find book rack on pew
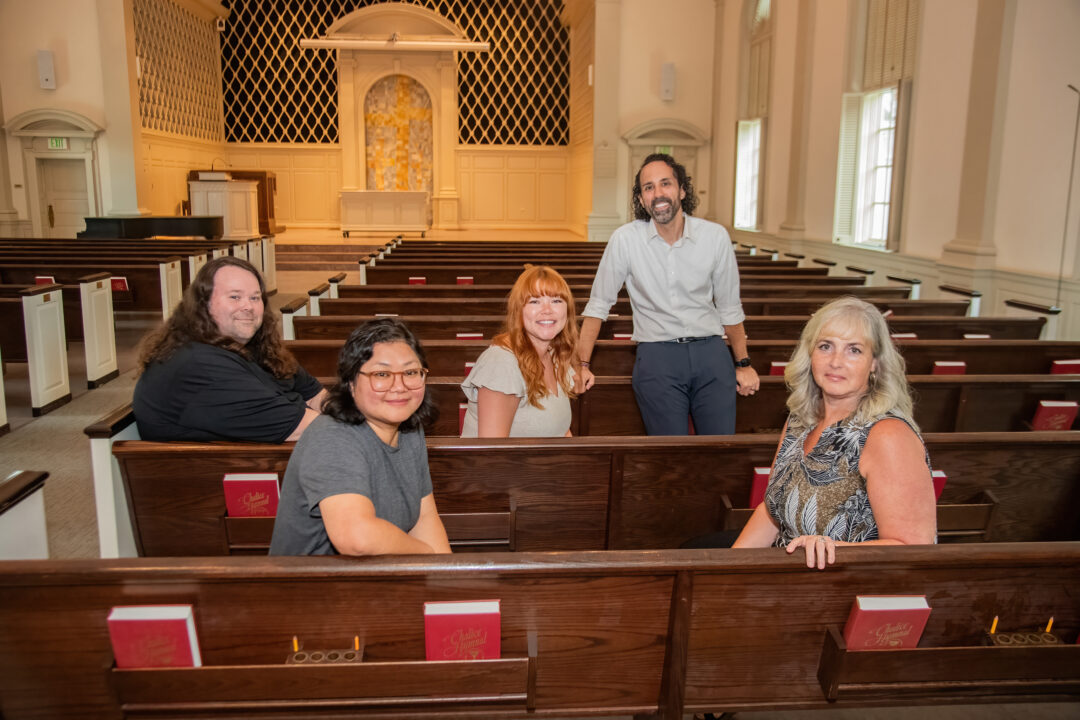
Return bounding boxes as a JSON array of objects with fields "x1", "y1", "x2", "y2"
[
  {"x1": 111, "y1": 649, "x2": 537, "y2": 716},
  {"x1": 1, "y1": 545, "x2": 1078, "y2": 718},
  {"x1": 817, "y1": 625, "x2": 1080, "y2": 703}
]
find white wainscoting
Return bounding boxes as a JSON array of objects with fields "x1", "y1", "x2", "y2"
[
  {"x1": 456, "y1": 147, "x2": 572, "y2": 229},
  {"x1": 142, "y1": 131, "x2": 224, "y2": 216},
  {"x1": 226, "y1": 144, "x2": 343, "y2": 228}
]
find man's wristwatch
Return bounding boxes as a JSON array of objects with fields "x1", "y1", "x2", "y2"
[{"x1": 734, "y1": 357, "x2": 752, "y2": 368}]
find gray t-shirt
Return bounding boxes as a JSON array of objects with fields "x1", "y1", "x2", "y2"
[{"x1": 269, "y1": 414, "x2": 433, "y2": 556}]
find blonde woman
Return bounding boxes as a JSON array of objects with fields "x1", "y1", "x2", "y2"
[
  {"x1": 460, "y1": 265, "x2": 588, "y2": 437},
  {"x1": 734, "y1": 296, "x2": 936, "y2": 568}
]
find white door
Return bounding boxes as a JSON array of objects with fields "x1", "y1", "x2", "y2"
[{"x1": 38, "y1": 158, "x2": 89, "y2": 238}]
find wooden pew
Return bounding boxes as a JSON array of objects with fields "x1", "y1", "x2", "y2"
[
  {"x1": 419, "y1": 374, "x2": 1080, "y2": 436},
  {"x1": 363, "y1": 265, "x2": 870, "y2": 285},
  {"x1": 0, "y1": 258, "x2": 183, "y2": 318},
  {"x1": 0, "y1": 471, "x2": 49, "y2": 559},
  {"x1": 0, "y1": 274, "x2": 119, "y2": 389},
  {"x1": 0, "y1": 284, "x2": 71, "y2": 414},
  {"x1": 285, "y1": 338, "x2": 1080, "y2": 377},
  {"x1": 292, "y1": 314, "x2": 1046, "y2": 341},
  {"x1": 1, "y1": 546, "x2": 1077, "y2": 718},
  {"x1": 101, "y1": 427, "x2": 1080, "y2": 557},
  {"x1": 330, "y1": 283, "x2": 962, "y2": 315}
]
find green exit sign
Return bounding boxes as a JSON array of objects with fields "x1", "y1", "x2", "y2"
[
  {"x1": 47, "y1": 137, "x2": 67, "y2": 150},
  {"x1": 655, "y1": 145, "x2": 673, "y2": 155}
]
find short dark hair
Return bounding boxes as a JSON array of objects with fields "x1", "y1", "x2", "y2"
[
  {"x1": 137, "y1": 255, "x2": 297, "y2": 378},
  {"x1": 322, "y1": 318, "x2": 437, "y2": 432},
  {"x1": 631, "y1": 153, "x2": 699, "y2": 220}
]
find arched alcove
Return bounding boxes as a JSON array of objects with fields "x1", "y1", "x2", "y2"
[
  {"x1": 364, "y1": 74, "x2": 434, "y2": 197},
  {"x1": 301, "y1": 2, "x2": 489, "y2": 231}
]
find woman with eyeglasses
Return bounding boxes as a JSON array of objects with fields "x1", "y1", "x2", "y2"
[
  {"x1": 270, "y1": 318, "x2": 451, "y2": 556},
  {"x1": 460, "y1": 265, "x2": 589, "y2": 437}
]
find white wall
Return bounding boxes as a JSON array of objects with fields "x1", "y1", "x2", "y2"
[
  {"x1": 0, "y1": 0, "x2": 108, "y2": 219},
  {"x1": 900, "y1": 0, "x2": 977, "y2": 261},
  {"x1": 991, "y1": 0, "x2": 1080, "y2": 277},
  {"x1": 226, "y1": 144, "x2": 342, "y2": 228}
]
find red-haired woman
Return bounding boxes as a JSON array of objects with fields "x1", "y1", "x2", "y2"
[{"x1": 460, "y1": 265, "x2": 591, "y2": 437}]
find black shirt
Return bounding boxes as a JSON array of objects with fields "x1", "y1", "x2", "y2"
[{"x1": 133, "y1": 342, "x2": 323, "y2": 443}]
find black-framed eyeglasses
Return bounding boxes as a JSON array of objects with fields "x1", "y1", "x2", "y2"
[{"x1": 356, "y1": 368, "x2": 429, "y2": 391}]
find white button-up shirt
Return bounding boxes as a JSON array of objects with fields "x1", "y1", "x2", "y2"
[{"x1": 582, "y1": 216, "x2": 746, "y2": 342}]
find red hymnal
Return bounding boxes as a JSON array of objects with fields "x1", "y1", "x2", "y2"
[
  {"x1": 34, "y1": 275, "x2": 55, "y2": 285},
  {"x1": 842, "y1": 595, "x2": 931, "y2": 650},
  {"x1": 408, "y1": 276, "x2": 426, "y2": 285},
  {"x1": 424, "y1": 600, "x2": 501, "y2": 661},
  {"x1": 1051, "y1": 359, "x2": 1080, "y2": 375},
  {"x1": 456, "y1": 276, "x2": 474, "y2": 285},
  {"x1": 1030, "y1": 400, "x2": 1079, "y2": 431},
  {"x1": 890, "y1": 332, "x2": 917, "y2": 340},
  {"x1": 111, "y1": 276, "x2": 130, "y2": 291},
  {"x1": 769, "y1": 361, "x2": 788, "y2": 376},
  {"x1": 222, "y1": 473, "x2": 279, "y2": 517},
  {"x1": 750, "y1": 467, "x2": 771, "y2": 507},
  {"x1": 464, "y1": 361, "x2": 475, "y2": 377},
  {"x1": 614, "y1": 333, "x2": 632, "y2": 340},
  {"x1": 107, "y1": 605, "x2": 202, "y2": 668},
  {"x1": 932, "y1": 361, "x2": 966, "y2": 375},
  {"x1": 459, "y1": 403, "x2": 467, "y2": 434},
  {"x1": 456, "y1": 333, "x2": 483, "y2": 340},
  {"x1": 963, "y1": 333, "x2": 991, "y2": 339},
  {"x1": 931, "y1": 470, "x2": 947, "y2": 500},
  {"x1": 881, "y1": 309, "x2": 894, "y2": 318}
]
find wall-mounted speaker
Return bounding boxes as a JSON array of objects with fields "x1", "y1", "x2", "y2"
[
  {"x1": 37, "y1": 50, "x2": 56, "y2": 90},
  {"x1": 660, "y1": 62, "x2": 676, "y2": 102}
]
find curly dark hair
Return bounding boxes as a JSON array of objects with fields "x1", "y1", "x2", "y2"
[
  {"x1": 322, "y1": 318, "x2": 437, "y2": 432},
  {"x1": 137, "y1": 256, "x2": 298, "y2": 378},
  {"x1": 631, "y1": 153, "x2": 699, "y2": 220}
]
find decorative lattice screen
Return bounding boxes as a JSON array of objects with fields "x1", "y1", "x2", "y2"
[
  {"x1": 220, "y1": 0, "x2": 569, "y2": 146},
  {"x1": 133, "y1": 0, "x2": 224, "y2": 141}
]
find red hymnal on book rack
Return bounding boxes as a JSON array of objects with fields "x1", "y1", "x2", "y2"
[
  {"x1": 842, "y1": 595, "x2": 931, "y2": 650},
  {"x1": 111, "y1": 277, "x2": 129, "y2": 292},
  {"x1": 222, "y1": 473, "x2": 279, "y2": 517},
  {"x1": 932, "y1": 361, "x2": 966, "y2": 375},
  {"x1": 424, "y1": 600, "x2": 501, "y2": 661},
  {"x1": 931, "y1": 470, "x2": 947, "y2": 500},
  {"x1": 456, "y1": 276, "x2": 474, "y2": 285},
  {"x1": 1051, "y1": 359, "x2": 1080, "y2": 374},
  {"x1": 749, "y1": 467, "x2": 771, "y2": 507},
  {"x1": 1030, "y1": 400, "x2": 1078, "y2": 431},
  {"x1": 769, "y1": 361, "x2": 788, "y2": 376},
  {"x1": 464, "y1": 361, "x2": 475, "y2": 378},
  {"x1": 408, "y1": 276, "x2": 426, "y2": 285},
  {"x1": 34, "y1": 275, "x2": 55, "y2": 285},
  {"x1": 107, "y1": 605, "x2": 202, "y2": 668},
  {"x1": 456, "y1": 333, "x2": 483, "y2": 340},
  {"x1": 890, "y1": 332, "x2": 917, "y2": 340}
]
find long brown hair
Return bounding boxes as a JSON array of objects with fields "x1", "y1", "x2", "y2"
[
  {"x1": 492, "y1": 265, "x2": 579, "y2": 407},
  {"x1": 137, "y1": 256, "x2": 298, "y2": 378}
]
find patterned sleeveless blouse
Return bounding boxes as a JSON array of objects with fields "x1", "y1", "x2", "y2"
[{"x1": 764, "y1": 412, "x2": 931, "y2": 547}]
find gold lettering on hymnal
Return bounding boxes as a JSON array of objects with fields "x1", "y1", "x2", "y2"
[
  {"x1": 443, "y1": 627, "x2": 488, "y2": 659},
  {"x1": 1045, "y1": 413, "x2": 1069, "y2": 430},
  {"x1": 872, "y1": 621, "x2": 913, "y2": 647},
  {"x1": 138, "y1": 635, "x2": 178, "y2": 665},
  {"x1": 241, "y1": 491, "x2": 271, "y2": 515}
]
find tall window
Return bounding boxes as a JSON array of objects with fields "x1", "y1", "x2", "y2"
[
  {"x1": 733, "y1": 0, "x2": 771, "y2": 231},
  {"x1": 833, "y1": 0, "x2": 918, "y2": 250}
]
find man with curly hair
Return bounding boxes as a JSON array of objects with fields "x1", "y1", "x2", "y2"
[
  {"x1": 577, "y1": 153, "x2": 759, "y2": 435},
  {"x1": 133, "y1": 256, "x2": 326, "y2": 442}
]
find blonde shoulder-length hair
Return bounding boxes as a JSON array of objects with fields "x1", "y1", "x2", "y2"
[
  {"x1": 492, "y1": 265, "x2": 580, "y2": 408},
  {"x1": 784, "y1": 296, "x2": 916, "y2": 431}
]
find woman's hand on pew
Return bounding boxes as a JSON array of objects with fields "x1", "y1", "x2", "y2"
[
  {"x1": 786, "y1": 534, "x2": 839, "y2": 570},
  {"x1": 575, "y1": 366, "x2": 595, "y2": 393}
]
